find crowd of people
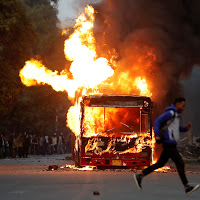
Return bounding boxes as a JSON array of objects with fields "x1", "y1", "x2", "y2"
[{"x1": 0, "y1": 133, "x2": 71, "y2": 159}]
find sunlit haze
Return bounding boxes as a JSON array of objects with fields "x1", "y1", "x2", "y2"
[{"x1": 57, "y1": 0, "x2": 101, "y2": 21}]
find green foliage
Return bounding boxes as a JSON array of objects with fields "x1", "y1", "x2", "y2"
[
  {"x1": 0, "y1": 0, "x2": 36, "y2": 118},
  {"x1": 0, "y1": 65, "x2": 22, "y2": 117},
  {"x1": 0, "y1": 85, "x2": 72, "y2": 135},
  {"x1": 0, "y1": 0, "x2": 72, "y2": 135},
  {"x1": 22, "y1": 0, "x2": 67, "y2": 67},
  {"x1": 0, "y1": 0, "x2": 36, "y2": 66},
  {"x1": 21, "y1": 0, "x2": 68, "y2": 70},
  {"x1": 26, "y1": 3, "x2": 58, "y2": 54}
]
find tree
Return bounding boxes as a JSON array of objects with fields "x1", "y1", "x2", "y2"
[
  {"x1": 0, "y1": 0, "x2": 72, "y2": 135},
  {"x1": 0, "y1": 0, "x2": 74, "y2": 135},
  {"x1": 0, "y1": 85, "x2": 72, "y2": 135},
  {"x1": 22, "y1": 0, "x2": 67, "y2": 71},
  {"x1": 0, "y1": 0, "x2": 36, "y2": 118}
]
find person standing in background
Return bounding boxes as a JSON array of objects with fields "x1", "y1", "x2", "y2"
[
  {"x1": 57, "y1": 133, "x2": 64, "y2": 154},
  {"x1": 0, "y1": 134, "x2": 4, "y2": 159},
  {"x1": 52, "y1": 133, "x2": 57, "y2": 154},
  {"x1": 45, "y1": 135, "x2": 50, "y2": 155},
  {"x1": 17, "y1": 134, "x2": 24, "y2": 158},
  {"x1": 23, "y1": 133, "x2": 30, "y2": 158},
  {"x1": 8, "y1": 134, "x2": 13, "y2": 158},
  {"x1": 12, "y1": 134, "x2": 18, "y2": 158}
]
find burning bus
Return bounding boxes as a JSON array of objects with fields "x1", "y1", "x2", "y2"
[
  {"x1": 72, "y1": 95, "x2": 153, "y2": 169},
  {"x1": 19, "y1": 5, "x2": 156, "y2": 169}
]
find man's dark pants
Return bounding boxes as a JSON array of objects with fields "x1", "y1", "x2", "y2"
[{"x1": 142, "y1": 143, "x2": 188, "y2": 186}]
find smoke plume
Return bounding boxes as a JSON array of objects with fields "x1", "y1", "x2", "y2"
[{"x1": 91, "y1": 0, "x2": 200, "y2": 112}]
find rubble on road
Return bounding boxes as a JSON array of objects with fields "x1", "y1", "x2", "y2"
[
  {"x1": 178, "y1": 143, "x2": 200, "y2": 160},
  {"x1": 47, "y1": 165, "x2": 59, "y2": 171},
  {"x1": 93, "y1": 191, "x2": 100, "y2": 195}
]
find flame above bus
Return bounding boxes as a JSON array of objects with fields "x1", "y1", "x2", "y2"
[{"x1": 19, "y1": 5, "x2": 153, "y2": 138}]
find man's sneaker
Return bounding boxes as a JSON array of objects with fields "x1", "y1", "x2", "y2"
[
  {"x1": 133, "y1": 174, "x2": 143, "y2": 190},
  {"x1": 185, "y1": 184, "x2": 200, "y2": 195}
]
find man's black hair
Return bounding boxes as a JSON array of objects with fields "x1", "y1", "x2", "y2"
[{"x1": 173, "y1": 97, "x2": 186, "y2": 105}]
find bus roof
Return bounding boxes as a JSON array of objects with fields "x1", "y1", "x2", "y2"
[{"x1": 82, "y1": 95, "x2": 151, "y2": 108}]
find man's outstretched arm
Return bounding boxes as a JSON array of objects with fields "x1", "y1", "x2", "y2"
[{"x1": 179, "y1": 123, "x2": 192, "y2": 132}]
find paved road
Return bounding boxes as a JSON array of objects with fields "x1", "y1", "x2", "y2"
[{"x1": 0, "y1": 155, "x2": 199, "y2": 200}]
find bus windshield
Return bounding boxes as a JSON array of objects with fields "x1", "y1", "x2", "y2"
[{"x1": 83, "y1": 107, "x2": 150, "y2": 137}]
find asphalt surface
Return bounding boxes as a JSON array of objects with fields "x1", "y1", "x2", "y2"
[{"x1": 0, "y1": 154, "x2": 199, "y2": 200}]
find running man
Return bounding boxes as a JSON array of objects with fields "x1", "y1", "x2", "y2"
[{"x1": 134, "y1": 97, "x2": 200, "y2": 194}]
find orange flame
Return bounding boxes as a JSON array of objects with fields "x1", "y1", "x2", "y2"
[
  {"x1": 19, "y1": 5, "x2": 153, "y2": 141},
  {"x1": 19, "y1": 6, "x2": 114, "y2": 100},
  {"x1": 61, "y1": 29, "x2": 69, "y2": 36},
  {"x1": 115, "y1": 72, "x2": 152, "y2": 97},
  {"x1": 151, "y1": 130, "x2": 171, "y2": 171},
  {"x1": 134, "y1": 76, "x2": 152, "y2": 97}
]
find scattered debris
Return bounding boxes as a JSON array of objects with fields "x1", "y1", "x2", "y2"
[
  {"x1": 196, "y1": 138, "x2": 200, "y2": 144},
  {"x1": 178, "y1": 144, "x2": 200, "y2": 160},
  {"x1": 60, "y1": 164, "x2": 97, "y2": 171},
  {"x1": 93, "y1": 191, "x2": 100, "y2": 195},
  {"x1": 47, "y1": 165, "x2": 59, "y2": 171}
]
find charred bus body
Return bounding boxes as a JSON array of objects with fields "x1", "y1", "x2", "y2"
[{"x1": 72, "y1": 95, "x2": 153, "y2": 169}]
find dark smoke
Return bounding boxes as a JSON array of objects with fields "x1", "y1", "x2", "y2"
[{"x1": 91, "y1": 0, "x2": 200, "y2": 115}]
